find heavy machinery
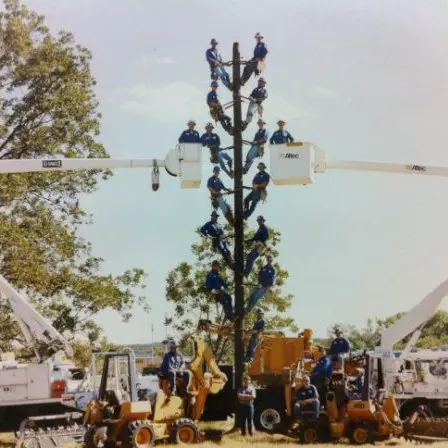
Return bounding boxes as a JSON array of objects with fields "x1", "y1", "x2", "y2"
[{"x1": 81, "y1": 335, "x2": 227, "y2": 447}]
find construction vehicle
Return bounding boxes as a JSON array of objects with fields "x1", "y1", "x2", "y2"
[{"x1": 80, "y1": 335, "x2": 227, "y2": 447}]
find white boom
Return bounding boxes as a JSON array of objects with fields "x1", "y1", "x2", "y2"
[{"x1": 0, "y1": 274, "x2": 73, "y2": 360}]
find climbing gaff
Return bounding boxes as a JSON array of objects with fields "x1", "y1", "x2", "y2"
[{"x1": 152, "y1": 159, "x2": 160, "y2": 191}]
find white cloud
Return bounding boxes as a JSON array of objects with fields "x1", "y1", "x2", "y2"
[{"x1": 312, "y1": 86, "x2": 352, "y2": 103}]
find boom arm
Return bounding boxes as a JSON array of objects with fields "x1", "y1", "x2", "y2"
[{"x1": 0, "y1": 274, "x2": 73, "y2": 361}]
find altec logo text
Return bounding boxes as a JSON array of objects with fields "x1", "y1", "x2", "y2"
[{"x1": 280, "y1": 153, "x2": 300, "y2": 159}]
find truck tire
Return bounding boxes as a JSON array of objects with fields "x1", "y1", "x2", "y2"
[
  {"x1": 170, "y1": 418, "x2": 200, "y2": 444},
  {"x1": 254, "y1": 402, "x2": 284, "y2": 431}
]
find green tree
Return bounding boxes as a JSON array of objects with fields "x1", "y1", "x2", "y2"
[
  {"x1": 165, "y1": 224, "x2": 298, "y2": 363},
  {"x1": 0, "y1": 0, "x2": 147, "y2": 348}
]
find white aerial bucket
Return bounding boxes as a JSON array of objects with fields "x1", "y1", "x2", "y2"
[{"x1": 269, "y1": 142, "x2": 315, "y2": 185}]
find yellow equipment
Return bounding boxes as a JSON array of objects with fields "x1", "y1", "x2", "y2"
[{"x1": 83, "y1": 335, "x2": 227, "y2": 447}]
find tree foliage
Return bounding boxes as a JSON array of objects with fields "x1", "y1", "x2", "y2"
[
  {"x1": 0, "y1": 0, "x2": 147, "y2": 349},
  {"x1": 165, "y1": 223, "x2": 298, "y2": 362}
]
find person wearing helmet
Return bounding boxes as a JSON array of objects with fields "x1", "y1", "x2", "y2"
[
  {"x1": 201, "y1": 122, "x2": 234, "y2": 179},
  {"x1": 310, "y1": 347, "x2": 332, "y2": 400},
  {"x1": 243, "y1": 162, "x2": 270, "y2": 220},
  {"x1": 245, "y1": 254, "x2": 276, "y2": 314},
  {"x1": 159, "y1": 340, "x2": 190, "y2": 396},
  {"x1": 243, "y1": 119, "x2": 268, "y2": 174},
  {"x1": 243, "y1": 77, "x2": 268, "y2": 130},
  {"x1": 269, "y1": 120, "x2": 294, "y2": 144},
  {"x1": 244, "y1": 309, "x2": 266, "y2": 365},
  {"x1": 205, "y1": 260, "x2": 235, "y2": 321},
  {"x1": 207, "y1": 166, "x2": 235, "y2": 226},
  {"x1": 241, "y1": 32, "x2": 268, "y2": 86},
  {"x1": 244, "y1": 215, "x2": 269, "y2": 276},
  {"x1": 207, "y1": 81, "x2": 234, "y2": 135},
  {"x1": 329, "y1": 329, "x2": 351, "y2": 370},
  {"x1": 178, "y1": 120, "x2": 201, "y2": 143},
  {"x1": 205, "y1": 38, "x2": 232, "y2": 91},
  {"x1": 200, "y1": 210, "x2": 233, "y2": 267}
]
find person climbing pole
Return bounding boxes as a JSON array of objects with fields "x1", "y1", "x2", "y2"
[
  {"x1": 244, "y1": 215, "x2": 269, "y2": 276},
  {"x1": 205, "y1": 38, "x2": 233, "y2": 91},
  {"x1": 243, "y1": 77, "x2": 267, "y2": 130},
  {"x1": 244, "y1": 162, "x2": 270, "y2": 220},
  {"x1": 269, "y1": 120, "x2": 294, "y2": 144},
  {"x1": 245, "y1": 254, "x2": 276, "y2": 315},
  {"x1": 201, "y1": 122, "x2": 234, "y2": 179},
  {"x1": 200, "y1": 211, "x2": 233, "y2": 267},
  {"x1": 178, "y1": 120, "x2": 201, "y2": 143},
  {"x1": 241, "y1": 32, "x2": 268, "y2": 86},
  {"x1": 205, "y1": 260, "x2": 235, "y2": 321},
  {"x1": 207, "y1": 166, "x2": 235, "y2": 226},
  {"x1": 207, "y1": 81, "x2": 234, "y2": 135},
  {"x1": 244, "y1": 309, "x2": 265, "y2": 365},
  {"x1": 243, "y1": 119, "x2": 268, "y2": 174}
]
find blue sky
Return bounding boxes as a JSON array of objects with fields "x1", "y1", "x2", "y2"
[{"x1": 24, "y1": 0, "x2": 448, "y2": 344}]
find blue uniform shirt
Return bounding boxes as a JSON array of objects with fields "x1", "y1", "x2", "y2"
[
  {"x1": 269, "y1": 130, "x2": 294, "y2": 144},
  {"x1": 253, "y1": 318, "x2": 265, "y2": 332},
  {"x1": 201, "y1": 132, "x2": 221, "y2": 149},
  {"x1": 160, "y1": 351, "x2": 184, "y2": 375},
  {"x1": 207, "y1": 175, "x2": 226, "y2": 193},
  {"x1": 258, "y1": 264, "x2": 276, "y2": 287},
  {"x1": 206, "y1": 47, "x2": 222, "y2": 66},
  {"x1": 178, "y1": 129, "x2": 201, "y2": 143},
  {"x1": 237, "y1": 384, "x2": 256, "y2": 406},
  {"x1": 330, "y1": 337, "x2": 351, "y2": 355},
  {"x1": 250, "y1": 87, "x2": 268, "y2": 102},
  {"x1": 254, "y1": 128, "x2": 268, "y2": 144},
  {"x1": 200, "y1": 220, "x2": 223, "y2": 238},
  {"x1": 207, "y1": 91, "x2": 220, "y2": 106},
  {"x1": 253, "y1": 171, "x2": 270, "y2": 186},
  {"x1": 310, "y1": 356, "x2": 333, "y2": 383},
  {"x1": 254, "y1": 42, "x2": 268, "y2": 60},
  {"x1": 205, "y1": 269, "x2": 227, "y2": 291},
  {"x1": 251, "y1": 224, "x2": 269, "y2": 244},
  {"x1": 297, "y1": 385, "x2": 319, "y2": 401}
]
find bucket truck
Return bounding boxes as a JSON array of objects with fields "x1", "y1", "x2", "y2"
[{"x1": 370, "y1": 278, "x2": 448, "y2": 418}]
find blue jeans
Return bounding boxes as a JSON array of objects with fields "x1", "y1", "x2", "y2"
[
  {"x1": 245, "y1": 246, "x2": 264, "y2": 275},
  {"x1": 246, "y1": 286, "x2": 269, "y2": 314},
  {"x1": 217, "y1": 151, "x2": 233, "y2": 177},
  {"x1": 294, "y1": 400, "x2": 320, "y2": 420},
  {"x1": 213, "y1": 65, "x2": 232, "y2": 91},
  {"x1": 244, "y1": 145, "x2": 262, "y2": 172},
  {"x1": 166, "y1": 370, "x2": 191, "y2": 395},
  {"x1": 214, "y1": 195, "x2": 230, "y2": 215},
  {"x1": 214, "y1": 290, "x2": 234, "y2": 320},
  {"x1": 245, "y1": 101, "x2": 262, "y2": 124},
  {"x1": 244, "y1": 190, "x2": 261, "y2": 219},
  {"x1": 212, "y1": 238, "x2": 231, "y2": 258},
  {"x1": 238, "y1": 404, "x2": 254, "y2": 435},
  {"x1": 244, "y1": 333, "x2": 259, "y2": 363}
]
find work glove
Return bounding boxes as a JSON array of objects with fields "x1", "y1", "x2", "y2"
[{"x1": 211, "y1": 288, "x2": 220, "y2": 294}]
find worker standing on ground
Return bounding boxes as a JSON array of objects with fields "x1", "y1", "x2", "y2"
[
  {"x1": 244, "y1": 309, "x2": 265, "y2": 364},
  {"x1": 243, "y1": 120, "x2": 268, "y2": 174},
  {"x1": 159, "y1": 340, "x2": 191, "y2": 397},
  {"x1": 294, "y1": 376, "x2": 320, "y2": 421},
  {"x1": 207, "y1": 81, "x2": 234, "y2": 135},
  {"x1": 205, "y1": 260, "x2": 235, "y2": 321},
  {"x1": 243, "y1": 78, "x2": 268, "y2": 130},
  {"x1": 329, "y1": 329, "x2": 351, "y2": 369},
  {"x1": 245, "y1": 255, "x2": 276, "y2": 314},
  {"x1": 241, "y1": 32, "x2": 268, "y2": 86},
  {"x1": 205, "y1": 38, "x2": 232, "y2": 91},
  {"x1": 237, "y1": 375, "x2": 257, "y2": 436},
  {"x1": 244, "y1": 162, "x2": 270, "y2": 220},
  {"x1": 201, "y1": 122, "x2": 234, "y2": 178},
  {"x1": 178, "y1": 120, "x2": 201, "y2": 143},
  {"x1": 269, "y1": 120, "x2": 294, "y2": 144},
  {"x1": 245, "y1": 215, "x2": 269, "y2": 275},
  {"x1": 200, "y1": 211, "x2": 233, "y2": 267},
  {"x1": 310, "y1": 347, "x2": 333, "y2": 399},
  {"x1": 207, "y1": 166, "x2": 235, "y2": 226}
]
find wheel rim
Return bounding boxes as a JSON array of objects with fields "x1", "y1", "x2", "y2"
[
  {"x1": 178, "y1": 426, "x2": 196, "y2": 443},
  {"x1": 259, "y1": 408, "x2": 281, "y2": 430},
  {"x1": 304, "y1": 427, "x2": 318, "y2": 443},
  {"x1": 134, "y1": 427, "x2": 153, "y2": 448},
  {"x1": 353, "y1": 427, "x2": 369, "y2": 443}
]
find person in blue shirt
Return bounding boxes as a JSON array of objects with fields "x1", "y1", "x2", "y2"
[
  {"x1": 159, "y1": 340, "x2": 191, "y2": 396},
  {"x1": 243, "y1": 162, "x2": 270, "y2": 220},
  {"x1": 347, "y1": 368, "x2": 365, "y2": 399},
  {"x1": 207, "y1": 166, "x2": 234, "y2": 226},
  {"x1": 207, "y1": 81, "x2": 234, "y2": 135},
  {"x1": 178, "y1": 120, "x2": 201, "y2": 143},
  {"x1": 237, "y1": 375, "x2": 256, "y2": 436},
  {"x1": 243, "y1": 120, "x2": 268, "y2": 174},
  {"x1": 294, "y1": 376, "x2": 320, "y2": 420},
  {"x1": 269, "y1": 120, "x2": 294, "y2": 144},
  {"x1": 205, "y1": 260, "x2": 235, "y2": 321},
  {"x1": 245, "y1": 215, "x2": 269, "y2": 276},
  {"x1": 310, "y1": 347, "x2": 333, "y2": 399},
  {"x1": 245, "y1": 255, "x2": 276, "y2": 314},
  {"x1": 243, "y1": 78, "x2": 268, "y2": 129},
  {"x1": 201, "y1": 122, "x2": 234, "y2": 179},
  {"x1": 241, "y1": 32, "x2": 268, "y2": 86},
  {"x1": 244, "y1": 309, "x2": 265, "y2": 364},
  {"x1": 205, "y1": 38, "x2": 232, "y2": 91},
  {"x1": 200, "y1": 210, "x2": 233, "y2": 267},
  {"x1": 329, "y1": 329, "x2": 351, "y2": 369}
]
